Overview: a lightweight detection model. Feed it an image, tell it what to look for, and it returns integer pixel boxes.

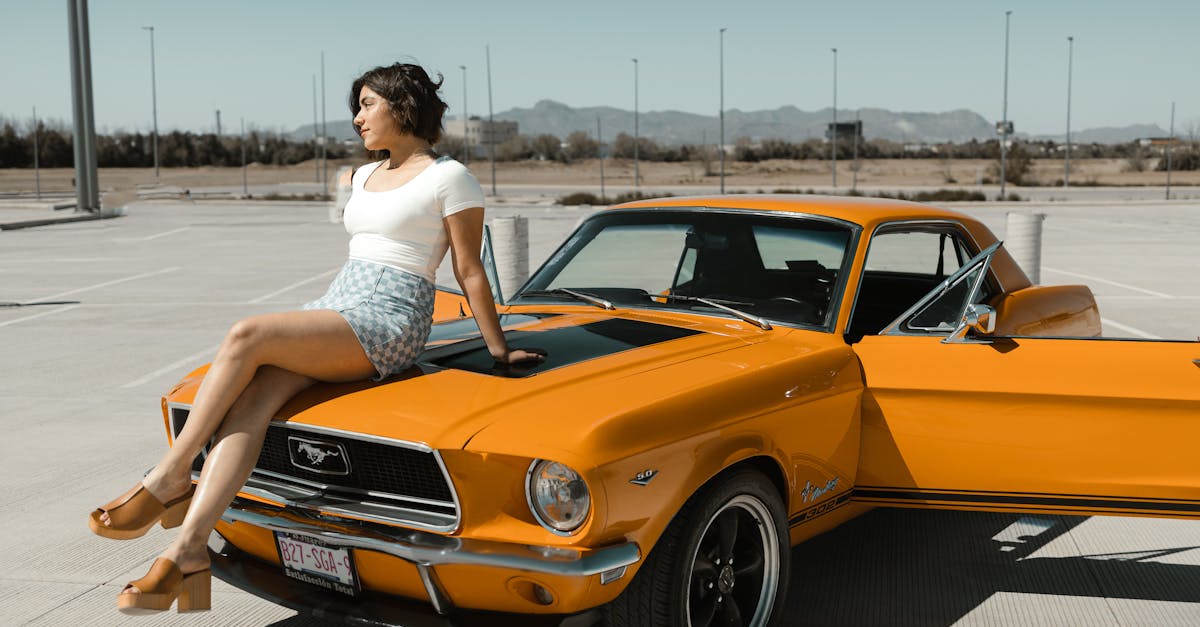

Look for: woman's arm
[444,208,544,364]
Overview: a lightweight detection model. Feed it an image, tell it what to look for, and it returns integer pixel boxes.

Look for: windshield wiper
[653,293,772,330]
[518,288,615,310]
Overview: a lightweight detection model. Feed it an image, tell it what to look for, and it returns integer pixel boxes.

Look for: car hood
[274,310,770,451]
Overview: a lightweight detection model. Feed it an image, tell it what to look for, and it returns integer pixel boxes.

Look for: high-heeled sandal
[117,557,211,614]
[88,482,195,540]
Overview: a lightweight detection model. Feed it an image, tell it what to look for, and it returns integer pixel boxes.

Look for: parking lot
[1,196,1197,626]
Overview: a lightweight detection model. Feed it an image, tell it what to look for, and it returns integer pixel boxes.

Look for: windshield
[517,209,855,329]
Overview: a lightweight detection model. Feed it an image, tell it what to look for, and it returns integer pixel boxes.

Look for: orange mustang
[160,195,1198,626]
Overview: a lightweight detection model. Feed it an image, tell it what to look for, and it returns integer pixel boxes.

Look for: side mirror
[944,303,996,344]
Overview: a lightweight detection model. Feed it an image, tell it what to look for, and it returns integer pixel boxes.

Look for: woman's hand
[495,348,547,364]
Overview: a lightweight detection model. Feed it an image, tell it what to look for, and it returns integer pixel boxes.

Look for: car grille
[168,404,460,532]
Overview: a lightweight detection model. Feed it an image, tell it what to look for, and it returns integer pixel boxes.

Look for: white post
[491,216,529,299]
[331,165,353,223]
[1005,211,1045,284]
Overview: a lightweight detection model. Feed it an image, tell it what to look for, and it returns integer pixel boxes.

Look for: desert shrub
[1155,149,1200,171]
[558,192,607,205]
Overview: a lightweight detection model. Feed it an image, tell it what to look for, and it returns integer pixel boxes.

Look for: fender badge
[630,469,659,486]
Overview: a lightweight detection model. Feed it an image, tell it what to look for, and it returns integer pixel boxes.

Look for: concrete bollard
[1005,211,1045,284]
[330,166,353,223]
[491,216,529,300]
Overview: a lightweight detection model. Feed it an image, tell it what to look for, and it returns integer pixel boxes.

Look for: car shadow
[784,508,1200,625]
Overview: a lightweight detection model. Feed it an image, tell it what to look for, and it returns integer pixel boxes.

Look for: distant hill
[291,101,1166,146]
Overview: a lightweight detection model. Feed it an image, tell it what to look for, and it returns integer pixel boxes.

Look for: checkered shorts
[303,259,435,380]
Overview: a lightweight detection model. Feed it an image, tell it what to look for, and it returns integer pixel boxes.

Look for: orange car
[160,195,1199,626]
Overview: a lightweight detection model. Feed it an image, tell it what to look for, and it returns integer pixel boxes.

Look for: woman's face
[353,86,400,150]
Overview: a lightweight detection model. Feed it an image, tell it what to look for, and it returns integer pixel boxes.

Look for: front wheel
[605,468,790,627]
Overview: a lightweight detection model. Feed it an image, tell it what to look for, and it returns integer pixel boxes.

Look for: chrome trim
[170,403,462,533]
[276,421,434,453]
[525,459,590,537]
[220,500,640,577]
[286,435,351,476]
[416,564,454,615]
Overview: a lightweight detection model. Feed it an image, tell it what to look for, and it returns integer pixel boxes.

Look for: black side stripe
[789,488,1200,527]
[853,488,1200,514]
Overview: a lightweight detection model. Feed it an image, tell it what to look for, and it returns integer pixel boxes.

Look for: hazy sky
[3,0,1197,137]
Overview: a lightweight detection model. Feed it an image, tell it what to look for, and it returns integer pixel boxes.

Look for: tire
[604,467,790,627]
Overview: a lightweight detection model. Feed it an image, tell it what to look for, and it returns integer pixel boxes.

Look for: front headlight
[526,459,591,534]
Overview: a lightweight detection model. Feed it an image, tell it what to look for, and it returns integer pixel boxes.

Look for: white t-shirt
[343,157,484,282]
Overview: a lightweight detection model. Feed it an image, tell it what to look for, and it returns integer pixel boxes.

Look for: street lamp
[719,27,726,194]
[1064,36,1073,188]
[831,47,838,189]
[141,26,158,178]
[632,57,639,188]
[459,65,469,165]
[1000,10,1012,199]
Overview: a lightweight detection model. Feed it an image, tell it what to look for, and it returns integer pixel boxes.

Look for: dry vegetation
[2,158,1196,205]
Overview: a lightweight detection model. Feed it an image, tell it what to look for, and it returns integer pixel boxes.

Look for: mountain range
[295,100,1166,146]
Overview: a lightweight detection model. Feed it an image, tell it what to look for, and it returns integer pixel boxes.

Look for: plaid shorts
[303,259,435,380]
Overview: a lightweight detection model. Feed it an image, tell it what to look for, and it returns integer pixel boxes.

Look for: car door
[852,247,1200,519]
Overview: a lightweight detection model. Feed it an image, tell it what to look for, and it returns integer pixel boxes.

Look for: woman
[88,62,543,614]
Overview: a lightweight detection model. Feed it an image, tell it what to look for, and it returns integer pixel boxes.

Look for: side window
[864,231,967,277]
[847,226,977,340]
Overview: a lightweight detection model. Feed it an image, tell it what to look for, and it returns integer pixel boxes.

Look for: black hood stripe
[419,318,701,378]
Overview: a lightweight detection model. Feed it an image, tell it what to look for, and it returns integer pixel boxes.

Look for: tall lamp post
[486,44,496,195]
[719,27,726,194]
[632,57,639,188]
[459,65,469,165]
[312,74,319,182]
[320,51,327,193]
[831,47,838,189]
[1000,10,1012,199]
[141,26,159,178]
[1064,36,1073,188]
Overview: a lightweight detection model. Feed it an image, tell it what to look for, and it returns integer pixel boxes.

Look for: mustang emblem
[287,436,350,475]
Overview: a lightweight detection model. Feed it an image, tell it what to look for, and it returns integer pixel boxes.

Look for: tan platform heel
[88,482,195,540]
[117,558,211,615]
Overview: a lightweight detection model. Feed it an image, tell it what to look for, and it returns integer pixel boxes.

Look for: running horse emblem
[296,441,340,466]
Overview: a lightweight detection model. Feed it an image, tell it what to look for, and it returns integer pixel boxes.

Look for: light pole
[831,47,838,189]
[1000,10,1012,199]
[719,27,726,194]
[632,57,639,188]
[1064,36,1073,188]
[320,51,327,193]
[597,115,606,199]
[459,65,469,165]
[141,26,158,178]
[486,44,496,195]
[32,106,40,200]
[312,74,319,182]
[1166,101,1175,200]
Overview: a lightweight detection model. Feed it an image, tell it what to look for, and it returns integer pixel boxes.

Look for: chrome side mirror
[944,304,996,344]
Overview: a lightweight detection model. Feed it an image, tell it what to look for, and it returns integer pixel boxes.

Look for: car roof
[608,194,975,231]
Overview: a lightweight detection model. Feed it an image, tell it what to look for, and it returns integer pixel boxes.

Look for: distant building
[444,119,519,157]
[824,121,863,142]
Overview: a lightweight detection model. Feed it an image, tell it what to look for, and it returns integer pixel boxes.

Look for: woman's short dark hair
[349,63,447,144]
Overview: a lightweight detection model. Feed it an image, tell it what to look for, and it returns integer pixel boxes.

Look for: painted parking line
[248,267,339,304]
[122,226,192,242]
[1101,318,1163,340]
[121,345,217,389]
[0,304,81,328]
[1042,267,1173,299]
[35,266,181,302]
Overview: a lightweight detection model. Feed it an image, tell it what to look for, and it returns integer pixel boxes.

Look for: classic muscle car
[160,195,1199,626]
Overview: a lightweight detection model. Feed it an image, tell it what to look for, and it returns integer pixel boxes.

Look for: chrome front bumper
[219,499,640,615]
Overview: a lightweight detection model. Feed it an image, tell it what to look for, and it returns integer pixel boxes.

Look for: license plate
[274,531,360,597]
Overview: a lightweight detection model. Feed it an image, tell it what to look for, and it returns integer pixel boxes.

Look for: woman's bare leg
[105,309,376,527]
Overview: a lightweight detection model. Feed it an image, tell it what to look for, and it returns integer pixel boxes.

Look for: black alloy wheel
[685,494,781,626]
[603,467,789,627]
